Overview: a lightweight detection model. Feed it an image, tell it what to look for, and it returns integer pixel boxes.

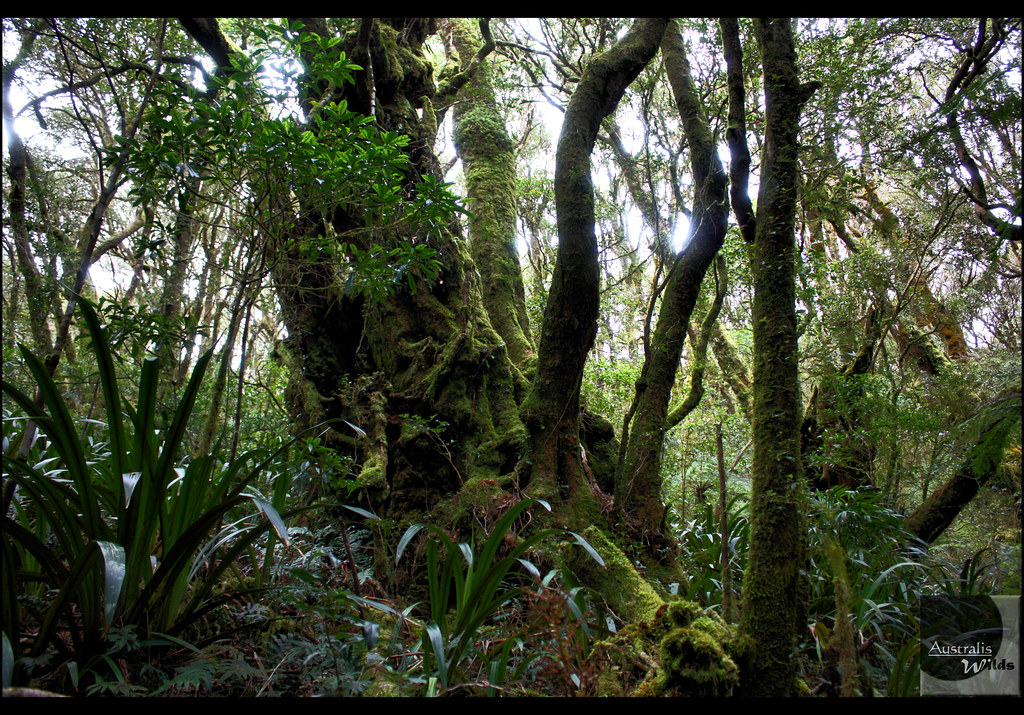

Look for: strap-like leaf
[424,621,449,689]
[6,350,102,538]
[154,347,214,483]
[248,494,290,546]
[340,504,381,521]
[75,299,128,503]
[567,531,606,568]
[395,523,426,563]
[95,540,126,629]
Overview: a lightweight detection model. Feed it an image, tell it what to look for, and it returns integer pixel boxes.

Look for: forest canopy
[2,17,1020,697]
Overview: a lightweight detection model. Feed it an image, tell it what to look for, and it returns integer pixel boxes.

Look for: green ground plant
[394,497,604,696]
[1,298,292,691]
[677,494,750,610]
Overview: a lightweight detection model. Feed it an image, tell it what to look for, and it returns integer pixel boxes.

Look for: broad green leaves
[117,20,464,305]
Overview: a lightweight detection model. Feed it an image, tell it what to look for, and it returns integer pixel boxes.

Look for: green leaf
[96,541,126,629]
[340,504,380,521]
[2,632,13,689]
[249,494,290,546]
[424,621,449,689]
[395,523,426,563]
[567,531,606,568]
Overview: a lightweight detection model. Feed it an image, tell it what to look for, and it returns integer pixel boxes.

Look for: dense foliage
[2,17,1020,697]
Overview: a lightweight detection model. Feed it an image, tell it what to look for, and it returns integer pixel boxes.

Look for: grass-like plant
[394,498,603,696]
[1,298,292,687]
[677,494,750,609]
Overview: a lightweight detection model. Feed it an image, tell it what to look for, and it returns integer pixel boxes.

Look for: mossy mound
[596,599,751,697]
[562,527,751,696]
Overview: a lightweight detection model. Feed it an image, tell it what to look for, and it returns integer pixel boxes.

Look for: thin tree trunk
[3,24,54,357]
[8,22,165,465]
[717,421,735,622]
[614,20,728,550]
[904,384,1021,544]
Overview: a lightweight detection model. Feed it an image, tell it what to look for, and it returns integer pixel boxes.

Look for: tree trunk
[182,18,528,537]
[738,18,818,697]
[3,26,55,358]
[613,20,728,552]
[521,17,669,529]
[904,384,1021,544]
[445,19,536,386]
[710,323,752,421]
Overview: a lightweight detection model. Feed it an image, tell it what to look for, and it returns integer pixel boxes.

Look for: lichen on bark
[735,18,818,697]
[446,18,536,390]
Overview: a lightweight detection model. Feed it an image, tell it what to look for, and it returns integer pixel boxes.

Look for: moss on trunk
[615,21,729,555]
[563,526,664,622]
[524,18,668,529]
[563,531,751,698]
[738,18,817,697]
[447,19,536,385]
[236,20,531,542]
[904,383,1021,544]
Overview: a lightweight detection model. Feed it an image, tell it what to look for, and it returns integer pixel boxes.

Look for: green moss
[453,105,515,154]
[658,626,739,696]
[594,600,750,697]
[665,599,704,628]
[563,526,664,623]
[357,456,388,490]
[430,475,508,533]
[577,565,752,697]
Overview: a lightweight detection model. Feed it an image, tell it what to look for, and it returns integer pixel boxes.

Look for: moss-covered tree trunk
[182,18,527,537]
[736,18,818,697]
[301,19,529,523]
[614,21,729,552]
[445,19,536,388]
[521,17,669,530]
[904,384,1021,544]
[710,323,752,421]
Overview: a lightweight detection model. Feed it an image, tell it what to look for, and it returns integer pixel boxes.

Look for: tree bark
[614,19,729,553]
[710,323,752,421]
[904,384,1021,544]
[3,23,54,357]
[940,18,1022,243]
[179,19,536,550]
[446,19,536,384]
